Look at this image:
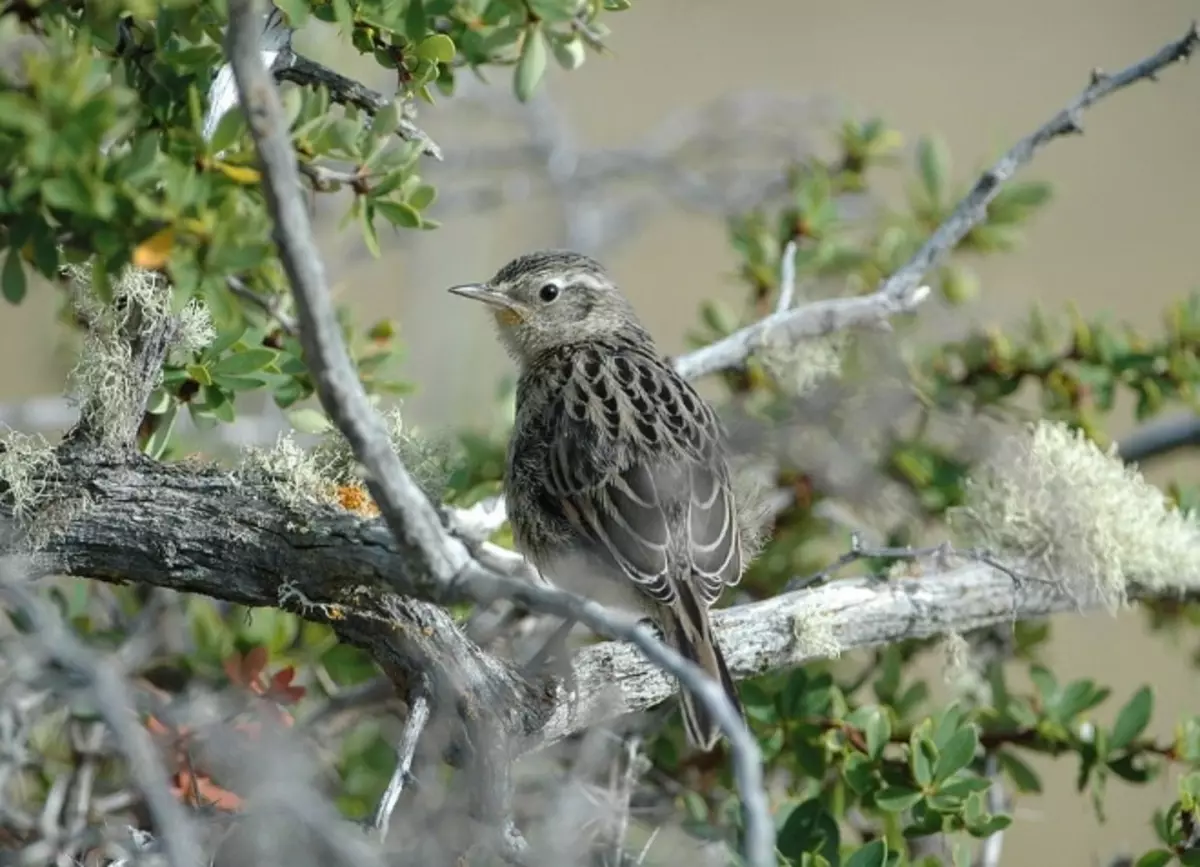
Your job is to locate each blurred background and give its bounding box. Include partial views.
[2,1,1199,862]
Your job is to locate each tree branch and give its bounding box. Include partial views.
[273,49,442,160]
[1118,412,1200,464]
[675,20,1200,381]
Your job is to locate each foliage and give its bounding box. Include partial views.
[1,2,1199,867]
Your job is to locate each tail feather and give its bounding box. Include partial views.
[664,590,743,752]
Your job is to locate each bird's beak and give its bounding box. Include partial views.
[447,283,526,324]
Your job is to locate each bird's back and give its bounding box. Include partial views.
[505,332,743,611]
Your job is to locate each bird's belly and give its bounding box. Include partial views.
[508,504,655,618]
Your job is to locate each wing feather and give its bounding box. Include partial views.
[541,344,743,607]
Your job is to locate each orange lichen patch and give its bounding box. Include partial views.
[337,482,380,516]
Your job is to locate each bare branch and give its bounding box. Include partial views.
[371,685,430,840]
[775,239,799,314]
[1117,412,1200,464]
[675,21,1200,381]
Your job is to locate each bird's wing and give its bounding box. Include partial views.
[543,345,742,607]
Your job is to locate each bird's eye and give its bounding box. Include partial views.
[538,283,560,302]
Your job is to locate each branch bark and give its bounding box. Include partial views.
[11,450,1194,754]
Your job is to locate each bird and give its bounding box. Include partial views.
[448,249,746,751]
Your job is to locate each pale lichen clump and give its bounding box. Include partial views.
[791,607,842,660]
[0,430,58,523]
[950,419,1200,612]
[757,331,846,397]
[940,631,972,685]
[310,406,457,502]
[0,428,86,551]
[237,433,338,511]
[173,298,216,357]
[238,407,457,516]
[61,264,178,448]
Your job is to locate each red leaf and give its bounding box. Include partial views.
[241,645,269,682]
[267,666,306,704]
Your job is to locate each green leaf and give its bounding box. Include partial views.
[864,707,891,759]
[964,814,1013,839]
[844,840,887,867]
[916,135,950,204]
[550,34,586,70]
[287,407,333,434]
[2,251,27,304]
[209,107,248,154]
[0,92,45,134]
[910,733,936,787]
[143,404,178,460]
[212,348,278,376]
[1111,686,1153,751]
[528,0,581,22]
[1054,678,1109,722]
[273,0,310,26]
[407,184,437,210]
[1134,850,1175,867]
[777,799,840,863]
[376,200,421,228]
[372,100,400,137]
[514,25,548,103]
[874,786,922,812]
[934,727,978,783]
[997,750,1042,794]
[416,34,456,63]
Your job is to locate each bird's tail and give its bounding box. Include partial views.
[662,588,743,752]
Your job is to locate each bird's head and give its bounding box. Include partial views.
[447,250,647,364]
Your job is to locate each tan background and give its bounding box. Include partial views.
[4,1,1200,862]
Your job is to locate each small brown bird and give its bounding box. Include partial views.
[448,250,745,751]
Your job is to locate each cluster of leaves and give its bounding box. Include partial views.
[688,660,1200,867]
[1,0,630,444]
[274,0,627,103]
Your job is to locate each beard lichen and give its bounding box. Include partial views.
[950,419,1200,612]
[237,407,458,519]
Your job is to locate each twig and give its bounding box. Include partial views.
[675,21,1200,381]
[226,276,299,336]
[784,536,1046,592]
[975,752,1009,867]
[273,50,442,160]
[775,239,799,313]
[1117,412,1200,463]
[225,6,773,862]
[371,687,430,840]
[0,573,202,867]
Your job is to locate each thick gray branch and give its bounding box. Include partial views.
[5,453,1191,755]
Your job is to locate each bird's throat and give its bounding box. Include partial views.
[493,308,524,327]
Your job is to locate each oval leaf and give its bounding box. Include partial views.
[1111,686,1153,751]
[934,726,979,783]
[514,25,547,103]
[845,839,887,867]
